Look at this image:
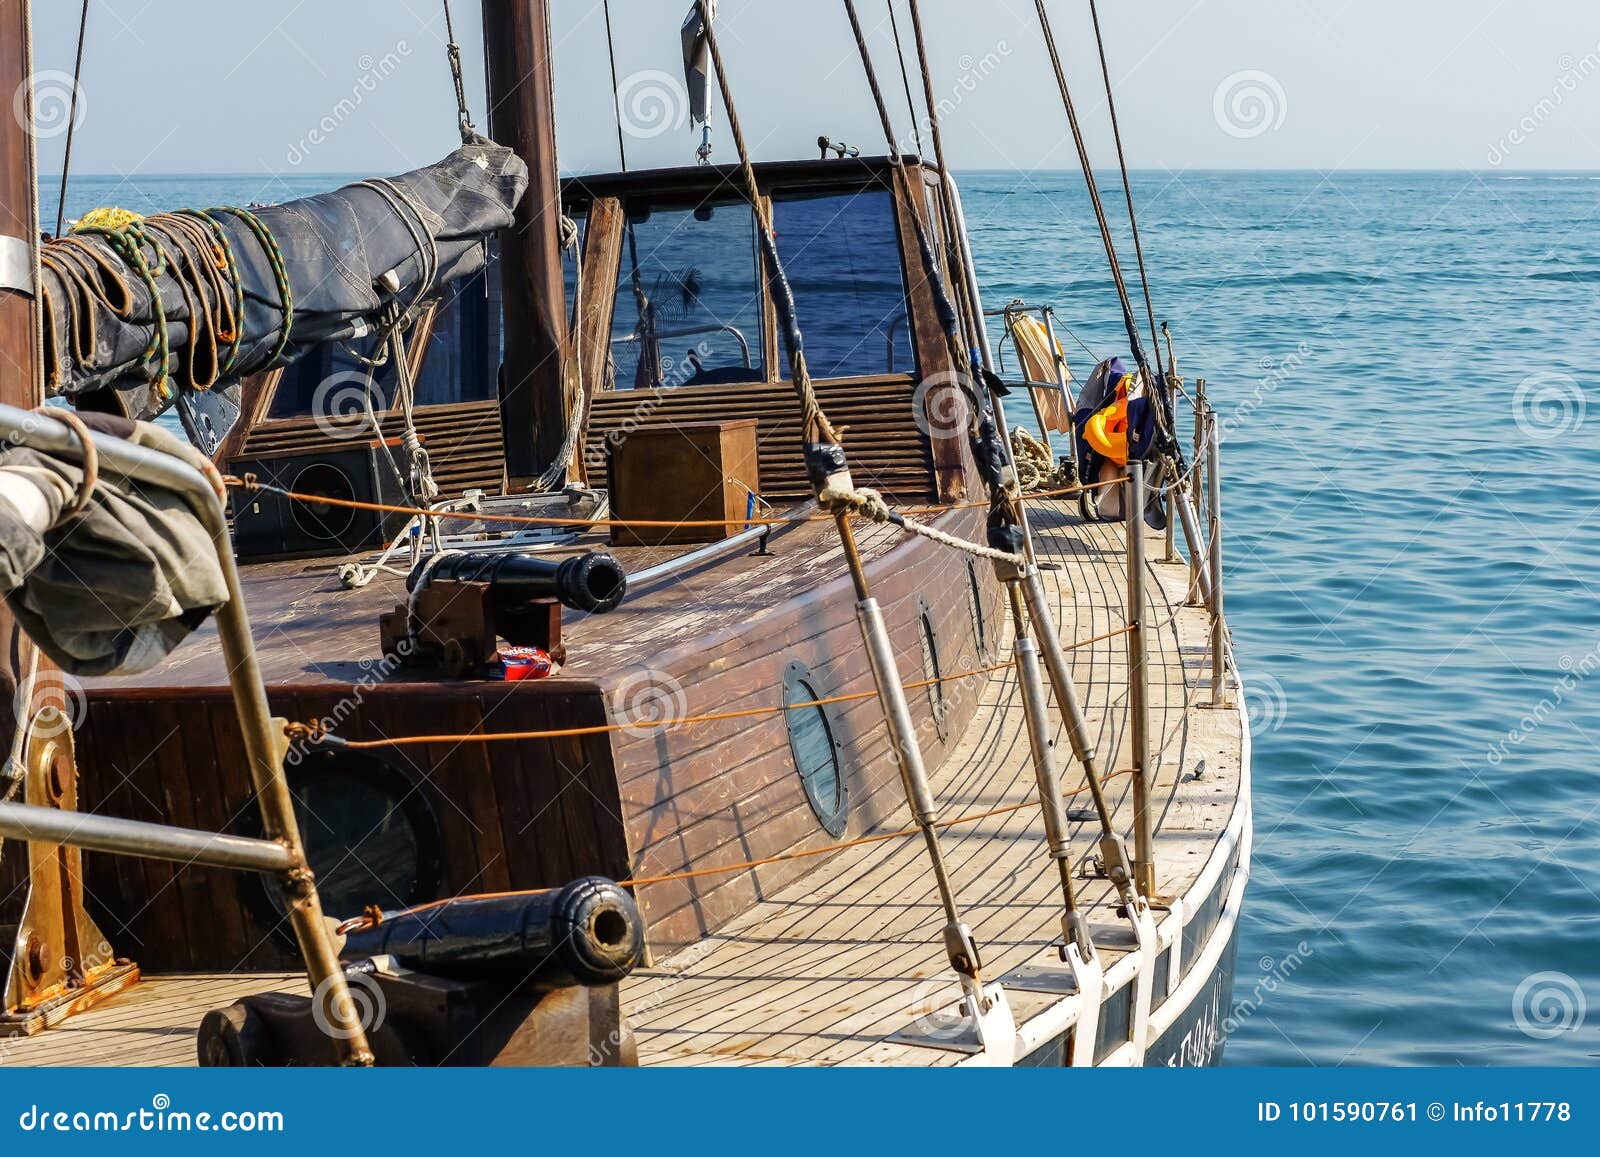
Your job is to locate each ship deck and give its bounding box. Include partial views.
[0,503,1247,1067]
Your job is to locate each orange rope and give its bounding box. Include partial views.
[292,627,1134,752]
[225,475,1125,535]
[337,768,1138,932]
[295,660,1018,750]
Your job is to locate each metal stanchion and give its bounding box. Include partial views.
[1125,463,1155,898]
[1206,416,1232,708]
[1009,589,1092,957]
[1187,378,1208,607]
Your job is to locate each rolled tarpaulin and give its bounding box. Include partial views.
[37,141,528,435]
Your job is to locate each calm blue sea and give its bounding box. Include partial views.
[42,169,1600,1067]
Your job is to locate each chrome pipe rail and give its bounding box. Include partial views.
[1206,411,1232,708]
[0,403,374,1065]
[1188,378,1208,607]
[1125,463,1155,898]
[612,321,753,369]
[0,802,294,873]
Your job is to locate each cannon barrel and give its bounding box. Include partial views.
[340,877,645,989]
[410,550,628,615]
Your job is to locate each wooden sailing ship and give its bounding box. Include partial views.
[0,0,1250,1067]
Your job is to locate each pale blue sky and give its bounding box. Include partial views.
[25,1,1600,176]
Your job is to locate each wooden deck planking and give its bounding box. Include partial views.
[620,505,1241,1066]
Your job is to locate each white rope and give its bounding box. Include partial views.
[534,216,586,493]
[827,486,1025,568]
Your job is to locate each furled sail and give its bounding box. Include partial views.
[38,141,529,449]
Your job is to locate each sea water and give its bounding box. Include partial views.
[43,169,1600,1066]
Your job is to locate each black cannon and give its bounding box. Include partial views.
[197,879,645,1067]
[341,877,644,988]
[409,550,628,616]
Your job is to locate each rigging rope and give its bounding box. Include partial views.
[53,0,90,238]
[603,0,629,171]
[691,0,839,452]
[1030,1,1147,384]
[885,1,924,157]
[1086,0,1163,386]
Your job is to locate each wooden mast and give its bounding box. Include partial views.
[483,0,569,489]
[0,0,48,752]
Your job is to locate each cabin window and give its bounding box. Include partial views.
[784,663,848,837]
[918,599,948,739]
[268,240,506,422]
[771,188,914,379]
[410,245,503,407]
[610,198,765,390]
[966,558,988,663]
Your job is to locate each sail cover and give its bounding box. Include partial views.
[38,142,528,446]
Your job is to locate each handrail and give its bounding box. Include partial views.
[612,321,754,369]
[0,403,374,1066]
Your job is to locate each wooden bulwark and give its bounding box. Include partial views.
[234,399,508,498]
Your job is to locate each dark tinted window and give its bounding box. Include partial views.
[270,240,511,420]
[773,188,913,378]
[610,200,765,390]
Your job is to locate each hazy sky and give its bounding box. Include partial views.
[23,0,1600,177]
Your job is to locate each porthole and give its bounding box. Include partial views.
[244,749,443,929]
[966,558,989,663]
[918,598,948,740]
[783,662,848,837]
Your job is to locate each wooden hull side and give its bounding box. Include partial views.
[3,683,629,974]
[607,506,1001,952]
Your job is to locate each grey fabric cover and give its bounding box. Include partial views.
[0,412,228,677]
[40,142,528,424]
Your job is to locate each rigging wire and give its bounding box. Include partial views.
[1030,0,1149,383]
[1086,0,1164,385]
[53,0,90,238]
[885,1,924,157]
[441,0,477,143]
[604,0,628,171]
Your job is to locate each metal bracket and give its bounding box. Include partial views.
[888,979,1017,1063]
[0,235,34,297]
[2,708,140,1036]
[1064,942,1105,1066]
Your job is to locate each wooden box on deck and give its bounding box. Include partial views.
[608,419,761,547]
